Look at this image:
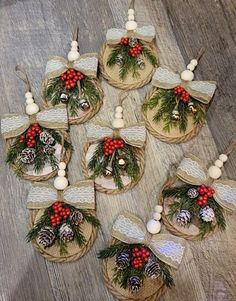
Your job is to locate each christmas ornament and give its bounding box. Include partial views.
[42,26,104,124]
[99,0,158,90]
[1,66,72,181]
[142,48,217,143]
[98,211,186,301]
[26,176,100,262]
[82,92,146,194]
[161,140,236,239]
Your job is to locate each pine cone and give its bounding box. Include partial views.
[116,54,124,66]
[176,210,191,226]
[116,251,130,270]
[136,57,145,70]
[128,276,141,293]
[43,144,56,155]
[20,148,36,164]
[39,131,55,145]
[70,211,84,226]
[59,223,74,243]
[187,188,199,198]
[128,37,138,48]
[144,260,161,279]
[199,206,215,222]
[37,226,56,248]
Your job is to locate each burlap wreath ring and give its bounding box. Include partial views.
[27,178,99,262]
[159,141,236,240]
[142,48,217,143]
[99,0,159,90]
[100,211,186,301]
[41,26,104,125]
[82,92,146,194]
[1,66,72,181]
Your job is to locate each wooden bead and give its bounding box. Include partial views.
[154,205,163,213]
[153,212,161,221]
[219,154,228,162]
[214,159,223,168]
[26,98,34,104]
[128,15,135,21]
[59,162,66,170]
[115,106,123,113]
[58,170,66,177]
[68,50,80,62]
[125,20,137,31]
[146,219,161,234]
[26,103,39,115]
[71,41,78,47]
[208,165,222,179]
[25,92,33,99]
[115,112,122,119]
[54,176,68,190]
[128,8,135,14]
[112,119,124,129]
[181,70,194,81]
[190,59,198,66]
[187,63,195,71]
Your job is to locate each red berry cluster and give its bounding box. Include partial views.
[19,123,42,148]
[173,85,190,103]
[131,247,150,269]
[50,201,71,227]
[60,69,84,90]
[103,137,125,156]
[128,44,142,58]
[197,185,215,206]
[120,37,129,45]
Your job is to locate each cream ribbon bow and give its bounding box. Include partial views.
[152,67,217,104]
[106,25,156,45]
[45,53,98,79]
[176,154,236,211]
[26,180,95,210]
[85,123,146,148]
[112,211,186,269]
[1,105,68,139]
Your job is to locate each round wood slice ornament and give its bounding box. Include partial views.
[99,0,159,90]
[142,49,217,143]
[81,93,146,194]
[41,27,104,125]
[160,143,236,240]
[0,66,72,181]
[98,211,186,301]
[26,168,100,262]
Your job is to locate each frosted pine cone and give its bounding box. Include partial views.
[43,144,55,155]
[199,206,215,222]
[128,37,138,48]
[176,210,191,226]
[37,226,55,248]
[70,211,84,226]
[187,188,199,198]
[128,276,141,293]
[115,54,124,66]
[137,57,145,70]
[59,223,74,243]
[144,260,161,279]
[20,148,36,164]
[39,131,55,145]
[116,251,130,270]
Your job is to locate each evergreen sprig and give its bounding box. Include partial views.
[142,88,205,133]
[163,184,226,238]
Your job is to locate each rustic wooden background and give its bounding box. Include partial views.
[0,0,235,300]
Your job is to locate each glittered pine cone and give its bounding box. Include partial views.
[20,147,36,164]
[39,131,55,145]
[37,226,56,248]
[59,223,74,243]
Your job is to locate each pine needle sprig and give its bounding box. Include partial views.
[98,242,130,259]
[141,45,158,66]
[157,259,174,288]
[178,101,188,133]
[57,238,68,256]
[79,209,101,228]
[71,224,87,247]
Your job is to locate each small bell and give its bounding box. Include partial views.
[116,54,124,66]
[171,109,180,121]
[103,166,113,178]
[118,158,126,168]
[79,98,90,111]
[188,101,197,113]
[136,57,145,70]
[60,93,69,104]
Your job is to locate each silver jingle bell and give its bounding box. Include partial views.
[118,158,126,168]
[103,166,113,178]
[79,98,90,111]
[188,101,197,113]
[60,93,69,104]
[171,109,180,121]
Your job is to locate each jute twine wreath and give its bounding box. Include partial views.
[81,142,145,194]
[142,87,204,144]
[159,177,217,240]
[41,78,104,125]
[29,209,98,262]
[99,42,159,90]
[102,239,167,301]
[6,130,72,181]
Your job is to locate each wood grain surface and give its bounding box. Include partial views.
[0,1,235,301]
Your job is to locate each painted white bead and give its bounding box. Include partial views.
[187,63,195,71]
[26,98,34,104]
[25,92,33,99]
[68,50,80,62]
[58,170,66,177]
[115,112,122,119]
[190,59,198,66]
[219,154,228,162]
[71,41,78,47]
[125,20,137,31]
[154,205,163,213]
[26,103,39,115]
[112,119,124,129]
[54,176,68,190]
[208,165,222,179]
[128,14,135,21]
[59,162,66,170]
[115,106,123,113]
[128,8,135,15]
[146,219,161,234]
[153,212,161,221]
[214,159,223,168]
[181,70,194,81]
[71,45,78,51]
